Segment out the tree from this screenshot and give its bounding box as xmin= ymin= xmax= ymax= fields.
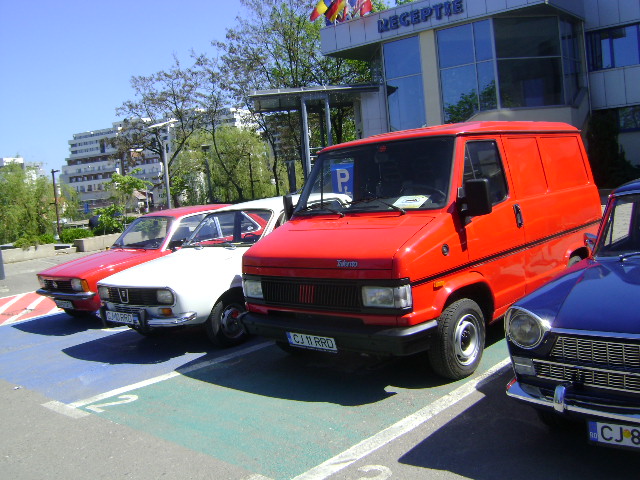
xmin=0 ymin=164 xmax=57 ymax=244
xmin=215 ymin=0 xmax=373 ymax=193
xmin=105 ymin=169 xmax=152 ymax=218
xmin=116 ymin=56 xmax=210 ymax=207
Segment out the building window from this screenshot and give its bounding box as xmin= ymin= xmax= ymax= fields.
xmin=587 ymin=23 xmax=640 ymax=71
xmin=438 ymin=20 xmax=497 ymax=123
xmin=383 ymin=36 xmax=426 ymax=131
xmin=494 ymin=16 xmax=563 ymax=108
xmin=618 ymin=105 xmax=640 ymax=131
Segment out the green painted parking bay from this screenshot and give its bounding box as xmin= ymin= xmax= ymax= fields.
xmin=82 ymin=335 xmax=508 ymax=480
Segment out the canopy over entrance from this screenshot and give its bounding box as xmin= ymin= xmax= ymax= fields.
xmin=248 ymin=84 xmax=380 ymax=185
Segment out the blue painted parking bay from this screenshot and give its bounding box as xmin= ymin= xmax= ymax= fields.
xmin=0 ymin=313 xmax=508 ymax=480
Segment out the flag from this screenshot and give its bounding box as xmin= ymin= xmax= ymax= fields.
xmin=310 ymin=0 xmax=329 ymax=21
xmin=358 ymin=0 xmax=372 ymax=16
xmin=326 ymin=0 xmax=347 ymax=23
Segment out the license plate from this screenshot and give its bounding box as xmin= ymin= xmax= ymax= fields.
xmin=286 ymin=332 xmax=337 ymax=353
xmin=105 ymin=310 xmax=139 ymax=326
xmin=588 ymin=421 xmax=640 ymax=449
xmin=54 ymin=299 xmax=73 ymax=309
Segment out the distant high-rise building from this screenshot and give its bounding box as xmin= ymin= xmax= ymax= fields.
xmin=60 ymin=108 xmax=251 ymax=212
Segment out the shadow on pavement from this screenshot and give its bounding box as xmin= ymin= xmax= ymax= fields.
xmin=398 ymin=369 xmax=640 ymax=479
xmin=11 ymin=311 xmax=104 ymax=336
xmin=61 ymin=326 xmax=216 ymax=365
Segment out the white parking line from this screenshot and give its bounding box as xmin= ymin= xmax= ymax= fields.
xmin=41 ymin=341 xmax=273 ymax=417
xmin=293 ymin=358 xmax=511 ymax=480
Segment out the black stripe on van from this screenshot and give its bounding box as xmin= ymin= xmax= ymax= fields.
xmin=410 ymin=219 xmax=601 ymax=288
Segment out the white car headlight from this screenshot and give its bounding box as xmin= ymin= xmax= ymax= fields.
xmin=156 ymin=289 xmax=174 ymax=305
xmin=243 ymin=278 xmax=263 ymax=299
xmin=362 ymin=284 xmax=412 ymax=309
xmin=97 ymin=285 xmax=109 ymax=299
xmin=506 ymin=307 xmax=550 ymax=349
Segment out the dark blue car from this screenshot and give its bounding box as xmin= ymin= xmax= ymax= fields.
xmin=505 ymin=178 xmax=640 ymax=450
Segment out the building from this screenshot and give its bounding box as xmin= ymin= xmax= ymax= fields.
xmin=318 ymin=0 xmax=640 ymax=165
xmin=61 ymin=107 xmax=251 ymax=211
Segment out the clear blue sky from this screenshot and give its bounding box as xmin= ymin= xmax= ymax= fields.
xmin=0 ymin=0 xmax=243 ymax=174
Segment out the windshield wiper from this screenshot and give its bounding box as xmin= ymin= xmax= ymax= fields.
xmin=296 ymin=204 xmax=345 ymax=217
xmin=347 ymin=196 xmax=406 ymax=215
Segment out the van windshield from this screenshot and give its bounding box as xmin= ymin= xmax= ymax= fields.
xmin=294 ymin=136 xmax=454 ymax=215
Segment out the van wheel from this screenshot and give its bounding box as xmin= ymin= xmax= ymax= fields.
xmin=428 ymin=298 xmax=485 ymax=380
xmin=205 ymin=294 xmax=248 ymax=347
xmin=568 ymin=254 xmax=582 ymax=267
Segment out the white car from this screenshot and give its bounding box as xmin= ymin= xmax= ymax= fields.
xmin=97 ymin=194 xmax=347 ymax=347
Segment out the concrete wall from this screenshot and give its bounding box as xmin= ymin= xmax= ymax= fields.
xmin=73 ymin=233 xmax=120 ymax=252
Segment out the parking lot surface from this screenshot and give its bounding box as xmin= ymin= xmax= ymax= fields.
xmin=2 ymin=254 xmax=640 ymax=479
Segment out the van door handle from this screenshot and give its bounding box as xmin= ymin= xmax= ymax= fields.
xmin=513 ymin=204 xmax=524 ymax=228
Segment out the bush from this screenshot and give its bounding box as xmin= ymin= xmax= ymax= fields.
xmin=13 ymin=235 xmax=40 ymax=249
xmin=39 ymin=234 xmax=56 ymax=244
xmin=60 ymin=228 xmax=94 ymax=243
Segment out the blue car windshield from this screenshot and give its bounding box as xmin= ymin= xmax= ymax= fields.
xmin=597 ymin=193 xmax=640 ymax=258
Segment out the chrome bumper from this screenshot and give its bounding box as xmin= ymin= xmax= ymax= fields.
xmin=36 ymin=288 xmax=96 ymax=301
xmin=506 ymin=378 xmax=640 ymax=425
xmin=145 ymin=312 xmax=198 ymax=327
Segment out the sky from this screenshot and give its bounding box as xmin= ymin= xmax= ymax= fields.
xmin=0 ymin=0 xmax=243 ymax=174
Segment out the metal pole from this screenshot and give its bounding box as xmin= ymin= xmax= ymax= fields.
xmin=161 ymin=140 xmax=172 ymax=209
xmin=324 ymin=95 xmax=333 ymax=146
xmin=301 ymin=97 xmax=311 ymax=179
xmin=51 ymin=169 xmax=61 ymax=239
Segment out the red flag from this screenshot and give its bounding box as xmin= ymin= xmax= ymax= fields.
xmin=326 ymin=0 xmax=347 ymax=22
xmin=310 ymin=0 xmax=329 ymax=21
xmin=359 ymin=0 xmax=372 ymax=16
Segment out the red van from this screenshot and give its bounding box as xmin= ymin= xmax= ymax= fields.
xmin=240 ymin=121 xmax=603 ymax=379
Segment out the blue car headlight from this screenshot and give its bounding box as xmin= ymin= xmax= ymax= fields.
xmin=505 ymin=306 xmax=550 ymax=349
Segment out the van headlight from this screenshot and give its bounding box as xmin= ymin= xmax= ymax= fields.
xmin=243 ymin=278 xmax=263 ymax=299
xmin=156 ymin=289 xmax=174 ymax=305
xmin=362 ymin=284 xmax=412 ymax=309
xmin=506 ymin=307 xmax=550 ymax=349
xmin=97 ymin=285 xmax=109 ymax=299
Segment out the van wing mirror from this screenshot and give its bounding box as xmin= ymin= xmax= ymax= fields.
xmin=460 ymin=179 xmax=492 ymax=220
xmin=283 ymin=194 xmax=294 ymax=221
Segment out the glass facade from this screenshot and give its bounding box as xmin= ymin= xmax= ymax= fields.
xmin=587 ymin=23 xmax=640 ymax=71
xmin=438 ymin=16 xmax=583 ymax=122
xmin=383 ymin=36 xmax=426 ymax=131
xmin=438 ymin=20 xmax=496 ymax=123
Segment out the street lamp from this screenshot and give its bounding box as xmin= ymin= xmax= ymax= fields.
xmin=147 ymin=119 xmax=177 ymax=209
xmin=51 ymin=169 xmax=61 ymax=239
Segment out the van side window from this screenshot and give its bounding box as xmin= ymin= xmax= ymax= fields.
xmin=464 ymin=141 xmax=508 ymax=205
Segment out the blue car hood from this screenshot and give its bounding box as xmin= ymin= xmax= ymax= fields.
xmin=517 ymin=258 xmax=640 ymax=335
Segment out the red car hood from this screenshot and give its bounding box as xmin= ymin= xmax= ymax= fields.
xmin=38 ymin=248 xmax=166 ymax=280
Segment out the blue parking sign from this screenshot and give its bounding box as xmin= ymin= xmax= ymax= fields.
xmin=331 ymin=163 xmax=353 ymax=196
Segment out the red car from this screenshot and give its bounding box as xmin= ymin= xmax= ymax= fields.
xmin=36 ymin=204 xmax=226 ymax=318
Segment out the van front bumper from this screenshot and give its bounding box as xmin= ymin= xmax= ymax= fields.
xmin=240 ymin=312 xmax=437 ymax=356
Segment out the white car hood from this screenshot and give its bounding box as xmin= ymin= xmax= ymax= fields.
xmin=99 ymin=245 xmax=245 ymax=288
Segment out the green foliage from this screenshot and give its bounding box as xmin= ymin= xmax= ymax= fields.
xmin=0 ymin=164 xmax=57 ymax=244
xmin=60 ymin=228 xmax=94 ymax=243
xmin=39 ymin=234 xmax=56 ymax=244
xmin=105 ymin=169 xmax=152 ymax=216
xmin=586 ymin=110 xmax=640 ymax=188
xmin=92 ymin=204 xmax=126 ymax=235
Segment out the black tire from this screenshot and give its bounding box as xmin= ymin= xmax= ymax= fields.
xmin=568 ymin=254 xmax=582 ymax=267
xmin=428 ymin=298 xmax=485 ymax=380
xmin=205 ymin=294 xmax=248 ymax=347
